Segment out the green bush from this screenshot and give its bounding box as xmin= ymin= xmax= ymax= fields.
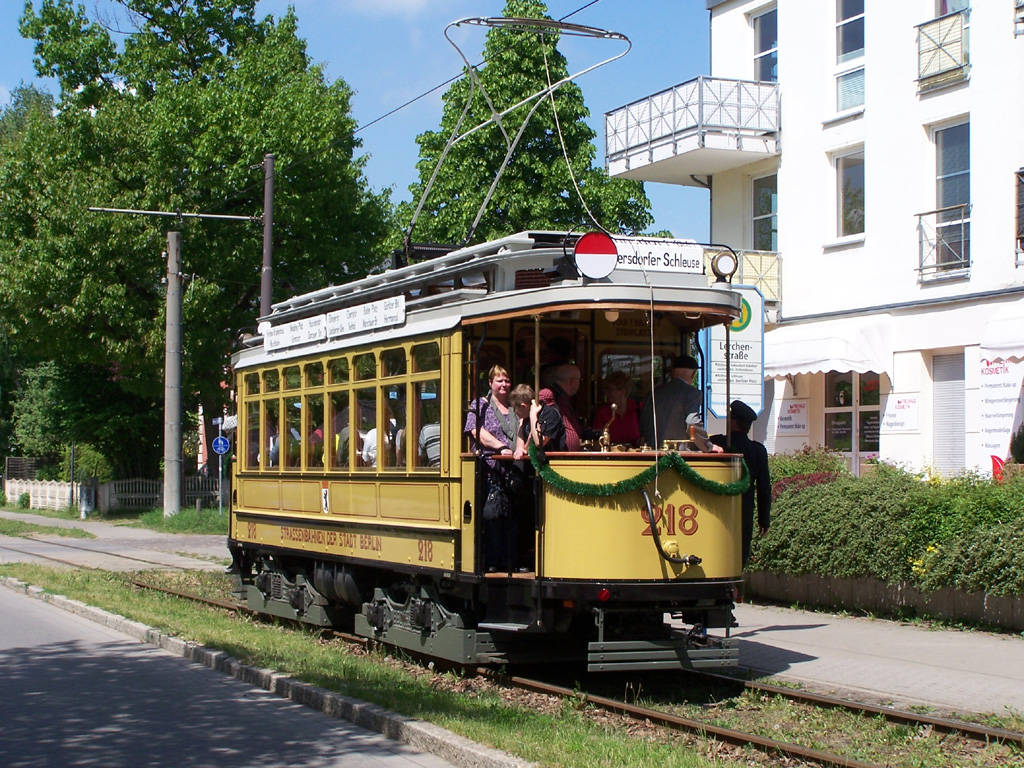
xmin=17 ymin=492 xmax=30 ymax=509
xmin=754 ymin=463 xmax=1024 ymax=593
xmin=768 ymin=445 xmax=848 ymax=481
xmin=0 ymin=488 xmax=6 ymax=506
xmin=59 ymin=443 xmax=114 ymax=483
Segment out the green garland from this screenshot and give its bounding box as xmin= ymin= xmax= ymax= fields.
xmin=527 ymin=443 xmax=750 ymax=497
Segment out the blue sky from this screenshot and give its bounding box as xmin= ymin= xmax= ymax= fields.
xmin=0 ymin=0 xmax=712 ymax=239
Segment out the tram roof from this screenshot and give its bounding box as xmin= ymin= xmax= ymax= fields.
xmin=235 ymin=231 xmax=742 ymax=368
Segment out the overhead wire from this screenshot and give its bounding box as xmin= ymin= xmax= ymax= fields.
xmin=199 ymin=0 xmax=610 ymax=218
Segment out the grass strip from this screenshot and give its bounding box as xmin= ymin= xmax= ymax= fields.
xmin=0 ymin=564 xmax=717 ymax=768
xmin=0 ymin=519 xmax=94 ymax=539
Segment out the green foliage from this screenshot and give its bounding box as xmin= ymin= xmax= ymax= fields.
xmin=17 ymin=492 xmax=30 ymax=509
xmin=401 ymin=0 xmax=654 ymax=247
xmin=137 ymin=506 xmax=230 ymax=535
xmin=59 ymin=443 xmax=113 ymax=483
xmin=768 ymin=445 xmax=849 ymax=481
xmin=0 ymin=488 xmax=6 ymax=506
xmin=756 ymin=464 xmax=1024 ymax=595
xmin=1010 ymin=422 xmax=1024 ymax=465
xmin=913 ymin=518 xmax=1024 ymax=597
xmin=4 ymin=2 xmax=394 ymax=472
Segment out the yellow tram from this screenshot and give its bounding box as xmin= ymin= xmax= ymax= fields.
xmin=228 ymin=230 xmax=747 ymax=671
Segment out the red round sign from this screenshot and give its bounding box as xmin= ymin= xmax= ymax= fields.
xmin=573 ymin=231 xmax=618 ymax=279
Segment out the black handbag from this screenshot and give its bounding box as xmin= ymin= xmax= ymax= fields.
xmin=482 ymin=481 xmax=509 ymax=520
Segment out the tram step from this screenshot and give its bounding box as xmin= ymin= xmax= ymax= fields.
xmin=478 ymin=622 xmax=532 ymax=632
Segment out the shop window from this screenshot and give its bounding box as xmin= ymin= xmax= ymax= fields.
xmin=824 ymin=371 xmax=879 ymax=454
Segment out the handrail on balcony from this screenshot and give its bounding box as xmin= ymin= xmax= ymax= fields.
xmin=604 ymin=76 xmax=780 ymax=162
xmin=917 ymin=204 xmax=970 ymax=280
xmin=916 ymin=9 xmax=968 ymax=83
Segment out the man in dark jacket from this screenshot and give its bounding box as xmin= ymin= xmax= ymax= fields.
xmin=711 ymin=400 xmax=771 ymax=567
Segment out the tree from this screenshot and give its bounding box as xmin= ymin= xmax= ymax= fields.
xmin=2 ymin=1 xmax=393 ymax=475
xmin=400 ymin=0 xmax=654 ymax=249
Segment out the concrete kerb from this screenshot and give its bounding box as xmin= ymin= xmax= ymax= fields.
xmin=1 ymin=576 xmax=533 ymax=768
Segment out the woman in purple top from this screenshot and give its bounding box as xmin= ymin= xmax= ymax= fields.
xmin=464 ymin=365 xmax=518 ymax=466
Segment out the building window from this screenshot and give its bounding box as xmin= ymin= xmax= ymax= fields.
xmin=753 ymin=8 xmax=778 ymax=82
xmin=937 ymin=0 xmax=968 ymax=15
xmin=753 ymin=174 xmax=778 ymax=251
xmin=837 ymin=0 xmax=864 ymax=63
xmin=837 ymin=151 xmax=865 ymax=237
xmin=935 ymin=122 xmax=970 ymax=268
xmin=824 ymin=371 xmax=880 ymax=457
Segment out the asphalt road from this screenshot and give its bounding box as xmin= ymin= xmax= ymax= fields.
xmin=0 ymin=586 xmax=461 ymax=768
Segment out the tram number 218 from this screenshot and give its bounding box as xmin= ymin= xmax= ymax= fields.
xmin=417 ymin=539 xmax=434 ymax=562
xmin=642 ymin=504 xmax=698 ymax=536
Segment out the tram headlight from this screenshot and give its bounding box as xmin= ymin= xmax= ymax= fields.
xmin=710 ymin=250 xmax=739 ymax=283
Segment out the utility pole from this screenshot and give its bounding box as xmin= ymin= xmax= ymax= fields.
xmin=164 ymin=232 xmax=183 ymax=517
xmin=261 ymin=153 xmax=275 ymax=318
xmin=88 ymin=206 xmax=261 ymax=518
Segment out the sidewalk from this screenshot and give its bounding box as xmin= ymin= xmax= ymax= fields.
xmin=735 ymin=601 xmax=1024 ymax=717
xmin=0 ymin=510 xmax=228 ymax=570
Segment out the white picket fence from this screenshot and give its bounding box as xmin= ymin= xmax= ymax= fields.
xmin=4 ymin=476 xmax=225 ymax=515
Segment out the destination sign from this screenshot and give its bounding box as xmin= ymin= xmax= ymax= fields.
xmin=265 ymin=296 xmax=406 ymax=351
xmin=613 ymin=237 xmax=705 ymax=275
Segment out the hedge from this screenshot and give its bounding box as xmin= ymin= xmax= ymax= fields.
xmin=754 ymin=453 xmax=1024 ymax=597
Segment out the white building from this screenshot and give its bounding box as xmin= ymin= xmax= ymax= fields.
xmin=605 ymin=0 xmax=1024 ymax=474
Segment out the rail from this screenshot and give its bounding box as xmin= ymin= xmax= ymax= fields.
xmin=917 ymin=203 xmax=970 ymax=281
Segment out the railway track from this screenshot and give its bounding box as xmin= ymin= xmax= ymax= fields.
xmin=130 ymin=579 xmax=1024 ymax=768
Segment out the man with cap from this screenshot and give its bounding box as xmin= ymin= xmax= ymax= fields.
xmin=711 ymin=400 xmax=771 ymax=567
xmin=641 ymin=354 xmax=704 ymax=450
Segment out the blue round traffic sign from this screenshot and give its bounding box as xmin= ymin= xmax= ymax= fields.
xmin=212 ymin=436 xmax=231 ymax=455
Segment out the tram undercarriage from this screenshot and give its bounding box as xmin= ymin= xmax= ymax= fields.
xmin=232 ymin=545 xmax=739 ymax=671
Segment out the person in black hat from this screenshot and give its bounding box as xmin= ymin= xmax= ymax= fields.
xmin=711 ymin=399 xmax=771 ymax=567
xmin=641 ymin=354 xmax=704 ymax=449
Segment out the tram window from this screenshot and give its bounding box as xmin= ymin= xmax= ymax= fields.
xmin=306 ymin=394 xmax=324 ymax=469
xmin=245 ymin=401 xmax=260 ymax=470
xmin=414 ymin=380 xmax=441 ymax=469
xmin=413 ymin=342 xmax=440 ymax=372
xmin=382 ymin=348 xmax=407 ymax=377
xmin=380 ymin=384 xmax=407 ymax=468
xmin=283 ymin=366 xmax=301 ymax=390
xmin=264 ymin=369 xmax=280 ymax=393
xmin=305 ymin=362 xmax=324 ymax=387
xmin=354 ymin=353 xmax=376 ymax=381
xmin=329 ymin=391 xmax=350 ymax=469
xmin=355 ymin=388 xmax=376 ymax=467
xmin=284 ymin=397 xmax=302 ymax=469
xmin=329 ymin=357 xmax=349 ymax=384
xmin=245 ymin=373 xmax=260 ymax=395
xmin=264 ymin=399 xmax=280 ymax=468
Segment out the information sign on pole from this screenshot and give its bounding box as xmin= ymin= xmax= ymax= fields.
xmin=707 ymin=285 xmax=765 ymax=418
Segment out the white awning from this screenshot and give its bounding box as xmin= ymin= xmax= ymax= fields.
xmin=979 ymin=297 xmax=1024 ymax=363
xmin=764 ymin=314 xmax=894 ymax=380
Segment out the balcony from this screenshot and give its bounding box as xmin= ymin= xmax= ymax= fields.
xmin=605 ymin=77 xmax=780 ymax=186
xmin=917 ymin=10 xmax=969 ymax=92
xmin=704 ymin=248 xmax=781 ymax=304
xmin=917 ymin=204 xmax=971 ymax=282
